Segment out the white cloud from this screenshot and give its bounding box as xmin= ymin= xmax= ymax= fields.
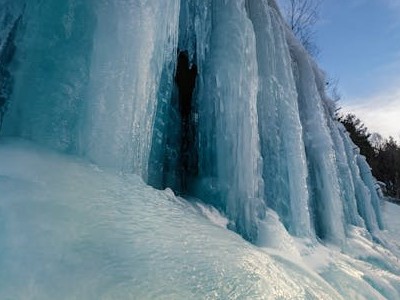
xmin=343 ymin=86 xmax=400 ymax=141
xmin=383 ymin=0 xmax=400 ymax=9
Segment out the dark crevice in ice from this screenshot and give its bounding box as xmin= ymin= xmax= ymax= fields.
xmin=175 ymin=51 xmax=198 ymax=192
xmin=0 ymin=13 xmax=22 ymax=131
xmin=148 ymin=51 xmax=198 ymax=195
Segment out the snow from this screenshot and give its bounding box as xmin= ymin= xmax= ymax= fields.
xmin=194 ymin=201 xmax=229 ymax=229
xmin=1 ymin=139 xmax=400 ymax=298
xmin=0 ymin=139 xmax=340 ymax=299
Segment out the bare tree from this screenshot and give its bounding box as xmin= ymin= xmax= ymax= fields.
xmin=280 ymin=0 xmax=322 ymax=57
xmin=370 ymin=133 xmax=385 ymax=151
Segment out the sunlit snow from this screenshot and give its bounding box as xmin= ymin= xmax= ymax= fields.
xmin=0 ymin=140 xmax=400 ymax=299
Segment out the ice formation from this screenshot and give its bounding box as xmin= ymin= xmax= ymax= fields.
xmin=1 ymin=0 xmax=398 ymax=298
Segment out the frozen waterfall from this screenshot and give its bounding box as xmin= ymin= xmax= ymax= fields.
xmin=0 ymin=0 xmax=383 ymax=243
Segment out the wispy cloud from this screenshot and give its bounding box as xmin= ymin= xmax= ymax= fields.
xmin=349 ymin=0 xmax=368 ymax=9
xmin=343 ymin=85 xmax=400 ymax=141
xmin=383 ymin=0 xmax=400 ymax=9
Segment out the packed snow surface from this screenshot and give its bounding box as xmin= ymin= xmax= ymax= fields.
xmin=1 ymin=139 xmax=400 ymax=299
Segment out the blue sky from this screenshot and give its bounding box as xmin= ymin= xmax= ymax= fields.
xmin=315 ymin=0 xmax=400 ymax=140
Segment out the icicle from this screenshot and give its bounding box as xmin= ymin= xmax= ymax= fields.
xmin=289 ymin=38 xmax=346 ymax=244
xmin=247 ymin=0 xmax=312 ymax=238
xmin=81 ymin=0 xmax=180 ymax=178
xmin=194 ymin=0 xmax=265 ymax=241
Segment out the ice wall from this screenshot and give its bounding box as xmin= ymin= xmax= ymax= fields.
xmin=0 ymin=0 xmax=384 ymax=244
xmin=289 ymin=45 xmax=346 ymax=243
xmin=2 ymin=0 xmax=95 ymax=151
xmin=82 ymin=0 xmax=180 ymax=178
xmin=183 ymin=0 xmax=264 ymax=241
xmin=247 ymin=0 xmax=312 ymax=238
xmin=0 ymin=0 xmax=24 ymax=128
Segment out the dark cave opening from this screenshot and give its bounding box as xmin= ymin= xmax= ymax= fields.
xmin=147 ymin=50 xmax=199 ymax=193
xmin=175 ymin=51 xmax=198 ymax=192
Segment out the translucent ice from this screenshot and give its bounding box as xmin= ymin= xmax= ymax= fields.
xmin=0 ymin=0 xmax=386 ymax=259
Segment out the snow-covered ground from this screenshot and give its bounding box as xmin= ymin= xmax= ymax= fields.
xmin=1 ymin=138 xmax=400 ymax=299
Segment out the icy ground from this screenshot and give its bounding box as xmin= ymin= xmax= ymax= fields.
xmin=1 ymin=138 xmax=400 ymax=299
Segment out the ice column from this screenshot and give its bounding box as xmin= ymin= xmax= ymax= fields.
xmin=82 ymin=0 xmax=180 ymax=178
xmin=290 ymin=40 xmax=346 ymax=243
xmin=196 ymin=0 xmax=265 ymax=241
xmin=247 ymin=0 xmax=312 ymax=238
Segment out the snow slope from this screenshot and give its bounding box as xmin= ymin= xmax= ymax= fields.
xmin=1 ymin=139 xmax=400 ymax=299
